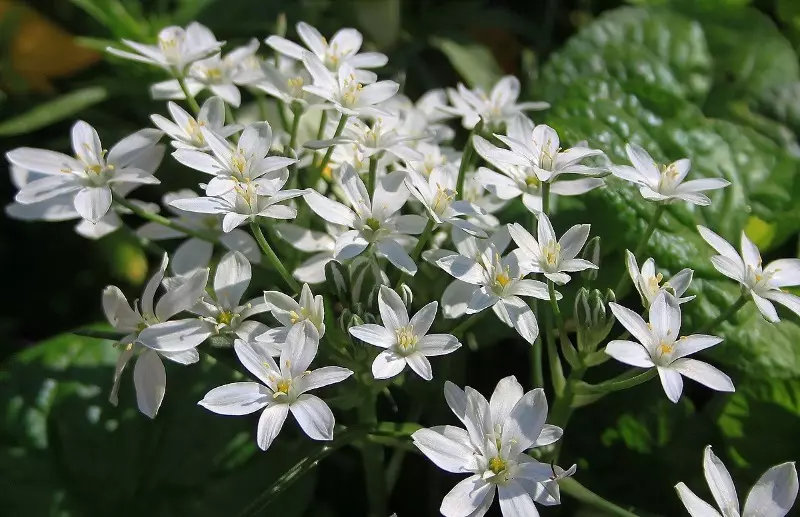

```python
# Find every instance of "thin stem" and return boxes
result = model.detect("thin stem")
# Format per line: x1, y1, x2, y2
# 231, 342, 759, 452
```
276, 101, 290, 131
288, 104, 302, 151
358, 394, 387, 517
614, 204, 665, 296
395, 218, 436, 290
455, 127, 476, 201
250, 221, 301, 294
385, 404, 423, 492
532, 335, 544, 389
545, 310, 566, 395
367, 154, 379, 194
697, 293, 748, 334
255, 93, 270, 121
547, 279, 571, 352
312, 110, 329, 167
450, 311, 487, 339
576, 368, 657, 394
541, 181, 551, 214
559, 478, 641, 517
236, 426, 368, 517
175, 75, 200, 114
225, 103, 237, 125
317, 114, 348, 174
114, 196, 215, 243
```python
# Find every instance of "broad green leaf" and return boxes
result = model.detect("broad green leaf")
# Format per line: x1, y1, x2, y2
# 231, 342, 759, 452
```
0, 87, 107, 136
537, 7, 712, 104
0, 330, 315, 517
431, 37, 503, 91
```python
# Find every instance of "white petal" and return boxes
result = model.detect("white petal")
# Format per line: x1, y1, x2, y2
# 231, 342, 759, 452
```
406, 352, 433, 381
673, 335, 723, 360
711, 256, 746, 283
222, 212, 249, 232
698, 225, 744, 266
372, 350, 407, 379
155, 267, 209, 321
671, 358, 734, 393
133, 350, 166, 418
214, 250, 251, 308
534, 424, 563, 447
441, 280, 477, 319
489, 376, 524, 431
297, 366, 353, 393
378, 285, 410, 331
625, 143, 660, 185
609, 302, 654, 348
410, 301, 438, 337
498, 480, 540, 517
412, 428, 475, 474
233, 339, 276, 385
509, 279, 550, 300
281, 321, 320, 378
6, 147, 79, 175
703, 446, 740, 517
333, 230, 369, 260
762, 291, 800, 319
753, 293, 780, 323
417, 334, 461, 356
658, 366, 684, 403
436, 255, 486, 284
743, 462, 799, 517
675, 483, 723, 517
290, 394, 335, 440
349, 324, 395, 347
765, 259, 800, 287
138, 319, 211, 352
377, 238, 418, 275
605, 340, 655, 368
502, 387, 547, 453
256, 403, 289, 451
198, 381, 270, 415
74, 186, 112, 223
172, 238, 213, 276
502, 296, 538, 344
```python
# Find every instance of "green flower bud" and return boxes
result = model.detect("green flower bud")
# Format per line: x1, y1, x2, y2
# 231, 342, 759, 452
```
581, 236, 601, 282
324, 260, 349, 303
576, 288, 616, 353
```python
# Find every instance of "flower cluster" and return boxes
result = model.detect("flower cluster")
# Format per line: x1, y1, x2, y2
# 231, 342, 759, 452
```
6, 18, 797, 517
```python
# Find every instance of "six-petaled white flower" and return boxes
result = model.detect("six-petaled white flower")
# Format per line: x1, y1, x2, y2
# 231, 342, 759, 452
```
350, 286, 461, 380
606, 292, 734, 403
698, 225, 800, 322
199, 321, 353, 451
611, 143, 730, 205
442, 77, 549, 129
259, 283, 326, 354
151, 97, 241, 150
508, 213, 596, 285
626, 250, 694, 308
676, 445, 798, 517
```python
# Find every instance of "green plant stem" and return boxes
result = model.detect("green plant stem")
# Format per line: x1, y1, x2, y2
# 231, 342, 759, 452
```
532, 335, 544, 389
385, 405, 423, 492
548, 279, 571, 354
255, 93, 270, 121
276, 101, 290, 131
358, 394, 388, 517
541, 181, 551, 214
250, 221, 301, 294
236, 426, 368, 517
614, 204, 665, 296
545, 310, 566, 395
288, 104, 302, 151
225, 103, 237, 125
312, 111, 329, 167
559, 477, 641, 517
697, 293, 748, 334
456, 126, 477, 200
450, 311, 486, 339
367, 154, 379, 194
547, 365, 586, 457
317, 114, 348, 175
576, 368, 657, 394
113, 196, 215, 243
175, 75, 200, 114
395, 218, 436, 290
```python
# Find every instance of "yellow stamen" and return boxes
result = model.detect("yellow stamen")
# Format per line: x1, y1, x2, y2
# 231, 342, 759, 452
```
488, 456, 507, 475
395, 326, 418, 351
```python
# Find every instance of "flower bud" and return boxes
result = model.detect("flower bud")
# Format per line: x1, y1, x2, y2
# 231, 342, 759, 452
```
324, 260, 349, 303
399, 283, 413, 306
576, 288, 615, 353
581, 236, 601, 282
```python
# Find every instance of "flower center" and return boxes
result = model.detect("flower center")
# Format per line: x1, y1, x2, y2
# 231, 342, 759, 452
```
231, 153, 248, 174
525, 175, 540, 188
366, 217, 381, 232
187, 119, 206, 144
275, 379, 291, 397
495, 271, 512, 288
431, 184, 456, 215
289, 308, 309, 324
217, 310, 235, 326
658, 342, 674, 356
489, 456, 507, 475
341, 74, 364, 107
206, 67, 224, 82
543, 241, 560, 267
287, 76, 305, 97
395, 325, 418, 352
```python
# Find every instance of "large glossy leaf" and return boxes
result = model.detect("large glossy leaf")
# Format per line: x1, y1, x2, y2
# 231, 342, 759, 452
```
0, 330, 315, 517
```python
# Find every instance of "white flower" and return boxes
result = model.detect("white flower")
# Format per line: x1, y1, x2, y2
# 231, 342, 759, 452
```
606, 292, 734, 403
266, 22, 387, 82
626, 251, 694, 308
102, 254, 209, 418
273, 222, 345, 283
306, 117, 422, 163
301, 53, 398, 117
698, 226, 800, 322
199, 321, 353, 451
151, 97, 241, 150
172, 121, 296, 197
434, 240, 554, 344
475, 116, 605, 187
676, 445, 798, 517
259, 284, 326, 354
442, 76, 549, 129
508, 213, 596, 285
138, 250, 268, 352
349, 286, 461, 380
169, 173, 307, 233
384, 90, 455, 142
7, 121, 163, 224
106, 23, 223, 73
183, 39, 261, 107
304, 165, 427, 274
413, 377, 573, 517
611, 143, 729, 205
405, 166, 487, 237
257, 57, 320, 107
137, 190, 261, 275
405, 141, 460, 178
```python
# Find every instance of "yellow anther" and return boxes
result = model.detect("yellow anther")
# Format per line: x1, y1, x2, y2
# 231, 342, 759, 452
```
217, 311, 234, 326
488, 456, 507, 475
658, 342, 674, 355
495, 271, 512, 288
431, 184, 456, 215
366, 217, 381, 232
206, 68, 223, 80
275, 379, 291, 396
525, 175, 540, 187
395, 326, 418, 351
322, 166, 333, 181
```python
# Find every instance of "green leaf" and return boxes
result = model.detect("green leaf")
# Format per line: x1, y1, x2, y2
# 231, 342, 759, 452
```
0, 330, 316, 516
431, 37, 503, 90
537, 7, 713, 104
0, 87, 108, 136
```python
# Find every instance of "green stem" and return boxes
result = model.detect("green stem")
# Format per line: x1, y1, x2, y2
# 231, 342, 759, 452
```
288, 104, 302, 151
456, 123, 480, 200
250, 221, 301, 294
450, 311, 486, 339
614, 204, 665, 296
548, 366, 586, 453
225, 103, 237, 125
358, 394, 387, 517
541, 181, 551, 214
395, 218, 436, 290
255, 93, 270, 121
367, 154, 379, 194
547, 279, 572, 355
697, 293, 748, 334
312, 110, 329, 167
114, 196, 215, 243
317, 114, 348, 175
276, 101, 290, 131
236, 426, 368, 517
575, 368, 657, 394
532, 335, 544, 389
175, 75, 200, 114
559, 477, 641, 517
